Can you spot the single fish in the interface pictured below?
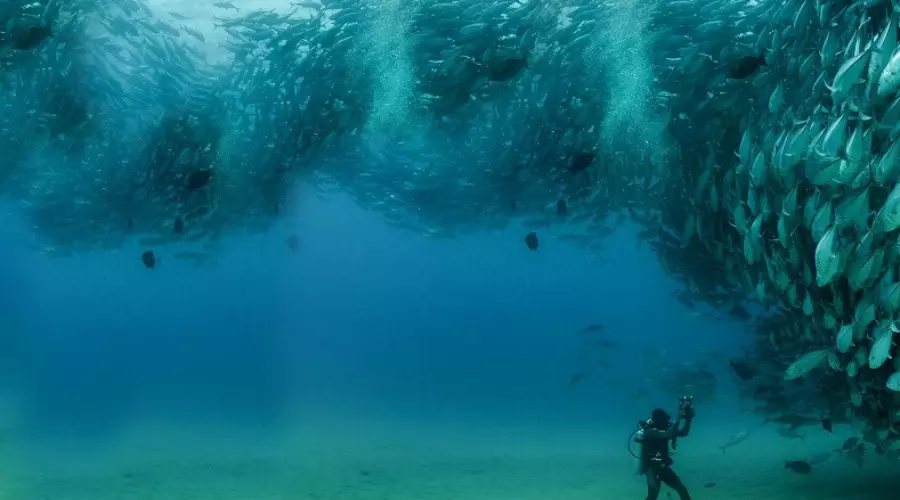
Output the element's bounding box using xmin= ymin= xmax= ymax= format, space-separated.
xmin=286 ymin=234 xmax=300 ymax=253
xmin=524 ymin=232 xmax=539 ymax=251
xmin=784 ymin=349 xmax=829 ymax=380
xmin=213 ymin=1 xmax=240 ymax=10
xmin=887 ymin=371 xmax=900 ymax=391
xmin=141 ymin=250 xmax=156 ymax=269
xmin=729 ymin=360 xmax=756 ymax=380
xmin=485 ymin=56 xmax=527 ymax=82
xmin=839 ymin=437 xmax=860 ymax=452
xmin=777 ymin=428 xmax=805 ymax=441
xmin=784 ymin=460 xmax=812 ymax=473
xmin=726 ymin=52 xmax=767 ymax=79
xmin=13 ymin=24 xmax=52 ymax=50
xmin=187 ymin=169 xmax=213 ymax=191
xmin=718 ymin=429 xmax=750 ymax=453
xmin=569 ymin=152 xmax=595 ymax=172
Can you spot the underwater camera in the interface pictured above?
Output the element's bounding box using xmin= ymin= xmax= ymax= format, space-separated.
xmin=678 ymin=395 xmax=694 ymax=410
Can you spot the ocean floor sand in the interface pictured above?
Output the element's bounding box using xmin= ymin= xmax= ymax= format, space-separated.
xmin=12 ymin=415 xmax=900 ymax=499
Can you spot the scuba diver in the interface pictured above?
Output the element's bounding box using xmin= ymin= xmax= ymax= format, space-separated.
xmin=631 ymin=397 xmax=695 ymax=500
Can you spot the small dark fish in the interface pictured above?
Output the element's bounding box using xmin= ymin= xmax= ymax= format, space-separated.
xmin=728 ymin=360 xmax=755 ymax=380
xmin=821 ymin=417 xmax=832 ymax=433
xmin=286 ymin=234 xmax=300 ymax=252
xmin=557 ymin=199 xmax=568 ymax=215
xmin=524 ymin=231 xmax=539 ymax=250
xmin=726 ymin=53 xmax=767 ymax=79
xmin=727 ymin=303 xmax=751 ymax=320
xmin=570 ymin=152 xmax=595 ymax=172
xmin=187 ymin=169 xmax=213 ymax=191
xmin=581 ymin=324 xmax=604 ymax=333
xmin=141 ymin=250 xmax=156 ymax=269
xmin=592 ymin=339 xmax=618 ymax=349
xmin=173 ymin=217 xmax=184 ymax=234
xmin=703 ymin=483 xmax=716 ymax=488
xmin=784 ymin=460 xmax=812 ymax=473
xmin=486 ymin=56 xmax=527 ymax=81
xmin=13 ymin=24 xmax=52 ymax=50
xmin=569 ymin=372 xmax=586 ymax=386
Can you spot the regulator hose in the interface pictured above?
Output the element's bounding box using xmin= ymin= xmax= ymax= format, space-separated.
xmin=627 ymin=428 xmax=640 ymax=459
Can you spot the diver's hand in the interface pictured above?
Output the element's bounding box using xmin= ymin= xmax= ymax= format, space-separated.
xmin=681 ymin=407 xmax=695 ymax=420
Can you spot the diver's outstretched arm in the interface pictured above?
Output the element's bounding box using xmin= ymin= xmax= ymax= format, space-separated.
xmin=675 ymin=417 xmax=692 ymax=437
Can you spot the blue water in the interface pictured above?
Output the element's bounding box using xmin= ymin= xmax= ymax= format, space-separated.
xmin=0 ymin=188 xmax=747 ymax=474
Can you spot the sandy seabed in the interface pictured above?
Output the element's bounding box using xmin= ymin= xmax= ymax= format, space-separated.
xmin=7 ymin=413 xmax=899 ymax=500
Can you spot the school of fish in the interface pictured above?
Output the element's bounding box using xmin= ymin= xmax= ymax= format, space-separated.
xmin=645 ymin=0 xmax=900 ymax=456
xmin=5 ymin=0 xmax=900 ymax=455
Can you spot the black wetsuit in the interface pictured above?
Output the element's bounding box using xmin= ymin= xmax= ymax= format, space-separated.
xmin=636 ymin=417 xmax=692 ymax=500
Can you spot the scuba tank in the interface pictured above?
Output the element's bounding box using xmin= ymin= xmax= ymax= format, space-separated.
xmin=628 ymin=419 xmax=652 ymax=474
xmin=628 ymin=418 xmax=653 ymax=458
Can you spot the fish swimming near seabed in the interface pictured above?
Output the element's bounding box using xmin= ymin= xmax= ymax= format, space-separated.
xmin=784 ymin=460 xmax=813 ymax=473
xmin=718 ymin=429 xmax=750 ymax=453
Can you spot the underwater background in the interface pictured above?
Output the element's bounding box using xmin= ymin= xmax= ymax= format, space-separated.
xmin=1 ymin=190 xmax=896 ymax=499
xmin=3 ymin=0 xmax=900 ymax=498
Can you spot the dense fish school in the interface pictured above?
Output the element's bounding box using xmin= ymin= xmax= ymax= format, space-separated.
xmin=5 ymin=0 xmax=900 ymax=458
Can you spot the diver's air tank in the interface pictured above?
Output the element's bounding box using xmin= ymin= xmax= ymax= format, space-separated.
xmin=632 ymin=420 xmax=649 ymax=474
xmin=634 ymin=424 xmax=645 ymax=445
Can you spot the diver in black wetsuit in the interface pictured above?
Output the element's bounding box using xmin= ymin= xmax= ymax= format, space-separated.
xmin=633 ymin=398 xmax=695 ymax=500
